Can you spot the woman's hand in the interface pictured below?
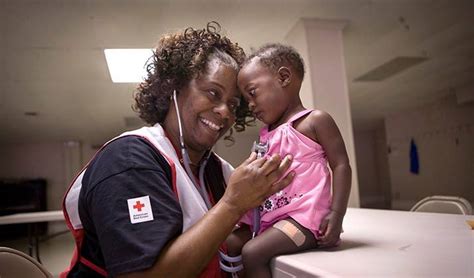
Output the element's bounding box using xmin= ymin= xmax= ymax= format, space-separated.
xmin=222 ymin=152 xmax=295 ymax=215
xmin=318 ymin=210 xmax=344 ymax=247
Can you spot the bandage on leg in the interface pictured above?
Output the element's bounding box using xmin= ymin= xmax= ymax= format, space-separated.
xmin=273 ymin=220 xmax=306 ymax=247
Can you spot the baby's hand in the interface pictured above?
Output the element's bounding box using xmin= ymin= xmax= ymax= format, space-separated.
xmin=318 ymin=210 xmax=344 ymax=247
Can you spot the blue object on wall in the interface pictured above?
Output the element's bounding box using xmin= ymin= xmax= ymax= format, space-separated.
xmin=410 ymin=138 xmax=419 ymax=174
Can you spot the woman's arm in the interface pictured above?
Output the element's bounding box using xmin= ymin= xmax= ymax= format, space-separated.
xmin=120 ymin=152 xmax=294 ymax=277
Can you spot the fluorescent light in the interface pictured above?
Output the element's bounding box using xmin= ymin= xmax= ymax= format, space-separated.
xmin=104 ymin=49 xmax=154 ymax=83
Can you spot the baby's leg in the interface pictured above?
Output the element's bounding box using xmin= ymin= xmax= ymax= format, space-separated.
xmin=225 ymin=225 xmax=252 ymax=276
xmin=241 ymin=218 xmax=318 ymax=278
xmin=226 ymin=224 xmax=252 ymax=256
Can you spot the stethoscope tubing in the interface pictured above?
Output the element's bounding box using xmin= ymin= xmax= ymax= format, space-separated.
xmin=172 ymin=90 xmax=212 ymax=209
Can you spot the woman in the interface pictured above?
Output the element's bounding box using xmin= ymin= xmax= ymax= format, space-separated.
xmin=61 ymin=22 xmax=294 ymax=277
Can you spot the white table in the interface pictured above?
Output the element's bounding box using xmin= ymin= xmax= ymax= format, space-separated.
xmin=0 ymin=210 xmax=65 ymax=262
xmin=0 ymin=211 xmax=64 ymax=225
xmin=273 ymin=208 xmax=474 ymax=277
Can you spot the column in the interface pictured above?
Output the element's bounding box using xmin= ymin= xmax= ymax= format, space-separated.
xmin=286 ymin=18 xmax=360 ymax=207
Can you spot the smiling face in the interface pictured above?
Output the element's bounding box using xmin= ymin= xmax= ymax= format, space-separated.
xmin=171 ymin=59 xmax=240 ymax=155
xmin=237 ymin=58 xmax=290 ymax=127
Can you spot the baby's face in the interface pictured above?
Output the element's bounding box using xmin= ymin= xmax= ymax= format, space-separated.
xmin=237 ymin=59 xmax=283 ymax=124
xmin=237 ymin=59 xmax=269 ymax=101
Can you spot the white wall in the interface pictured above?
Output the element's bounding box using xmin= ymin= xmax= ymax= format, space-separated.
xmin=0 ymin=142 xmax=68 ymax=211
xmin=0 ymin=141 xmax=94 ymax=234
xmin=354 ymin=130 xmax=381 ymax=207
xmin=374 ymin=127 xmax=392 ymax=209
xmin=354 ymin=125 xmax=391 ymax=209
xmin=385 ymin=95 xmax=474 ymax=210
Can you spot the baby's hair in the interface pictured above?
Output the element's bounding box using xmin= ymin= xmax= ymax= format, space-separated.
xmin=246 ymin=43 xmax=305 ymax=79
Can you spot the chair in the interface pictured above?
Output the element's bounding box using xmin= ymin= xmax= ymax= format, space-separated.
xmin=0 ymin=247 xmax=53 ymax=278
xmin=410 ymin=195 xmax=473 ymax=215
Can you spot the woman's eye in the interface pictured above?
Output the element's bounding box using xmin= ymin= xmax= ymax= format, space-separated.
xmin=208 ymin=90 xmax=218 ymax=98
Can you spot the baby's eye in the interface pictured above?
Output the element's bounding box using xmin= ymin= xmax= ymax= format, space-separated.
xmin=248 ymin=89 xmax=256 ymax=97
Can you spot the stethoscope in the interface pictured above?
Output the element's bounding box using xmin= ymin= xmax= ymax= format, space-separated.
xmin=251 ymin=140 xmax=269 ymax=238
xmin=172 ymin=89 xmax=268 ymax=275
xmin=172 ymin=90 xmax=212 ymax=209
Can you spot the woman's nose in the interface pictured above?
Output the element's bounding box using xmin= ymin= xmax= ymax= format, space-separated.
xmin=213 ymin=102 xmax=233 ymax=119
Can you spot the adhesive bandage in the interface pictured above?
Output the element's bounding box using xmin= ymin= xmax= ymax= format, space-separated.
xmin=273 ymin=220 xmax=306 ymax=247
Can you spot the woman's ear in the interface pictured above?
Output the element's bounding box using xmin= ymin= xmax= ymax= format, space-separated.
xmin=277 ymin=66 xmax=291 ymax=87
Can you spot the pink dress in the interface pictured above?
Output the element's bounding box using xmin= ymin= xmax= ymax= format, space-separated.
xmin=241 ymin=109 xmax=332 ymax=238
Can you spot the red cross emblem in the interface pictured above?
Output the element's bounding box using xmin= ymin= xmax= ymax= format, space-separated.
xmin=133 ymin=201 xmax=145 ymax=212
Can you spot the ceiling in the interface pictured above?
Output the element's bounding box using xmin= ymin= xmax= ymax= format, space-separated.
xmin=1 ymin=0 xmax=473 ymax=145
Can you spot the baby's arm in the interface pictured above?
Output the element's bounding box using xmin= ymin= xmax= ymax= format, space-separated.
xmin=310 ymin=110 xmax=352 ymax=247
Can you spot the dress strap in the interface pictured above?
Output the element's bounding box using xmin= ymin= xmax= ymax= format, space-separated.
xmin=287 ymin=109 xmax=313 ymax=124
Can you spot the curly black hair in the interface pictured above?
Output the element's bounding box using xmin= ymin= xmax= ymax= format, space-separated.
xmin=245 ymin=43 xmax=305 ymax=80
xmin=133 ymin=22 xmax=255 ymax=141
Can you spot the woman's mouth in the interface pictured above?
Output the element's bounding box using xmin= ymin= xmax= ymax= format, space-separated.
xmin=200 ymin=118 xmax=223 ymax=131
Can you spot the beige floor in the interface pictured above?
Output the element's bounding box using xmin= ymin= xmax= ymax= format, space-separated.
xmin=0 ymin=231 xmax=75 ymax=277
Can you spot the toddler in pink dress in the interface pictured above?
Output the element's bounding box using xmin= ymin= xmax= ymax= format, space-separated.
xmin=224 ymin=43 xmax=352 ymax=278
xmin=242 ymin=109 xmax=332 ymax=239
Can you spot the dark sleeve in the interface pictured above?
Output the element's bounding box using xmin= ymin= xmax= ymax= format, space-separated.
xmin=81 ymin=136 xmax=183 ymax=276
